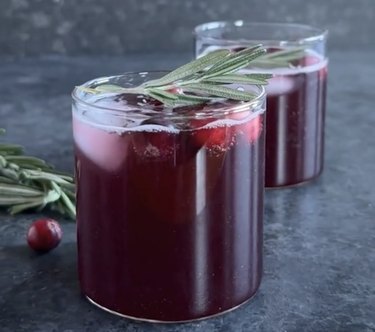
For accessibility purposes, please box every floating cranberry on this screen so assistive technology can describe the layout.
[27,218,63,252]
[191,118,234,152]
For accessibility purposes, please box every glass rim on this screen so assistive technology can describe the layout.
[72,71,266,120]
[194,21,328,45]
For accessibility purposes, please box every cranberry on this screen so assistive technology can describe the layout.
[191,118,234,152]
[27,218,63,252]
[132,130,178,160]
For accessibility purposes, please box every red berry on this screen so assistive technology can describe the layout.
[27,219,63,252]
[191,119,234,152]
[132,130,179,160]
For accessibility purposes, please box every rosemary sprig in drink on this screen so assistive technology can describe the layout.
[251,47,306,68]
[78,45,272,107]
[0,129,76,219]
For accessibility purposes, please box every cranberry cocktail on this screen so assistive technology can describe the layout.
[250,51,327,187]
[195,22,328,187]
[72,72,266,322]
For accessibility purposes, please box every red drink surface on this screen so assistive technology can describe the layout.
[73,101,265,321]
[264,56,328,187]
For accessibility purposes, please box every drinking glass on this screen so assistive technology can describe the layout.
[195,22,328,187]
[72,72,266,322]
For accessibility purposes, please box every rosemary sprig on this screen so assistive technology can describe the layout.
[0,129,75,219]
[78,45,272,107]
[249,47,305,68]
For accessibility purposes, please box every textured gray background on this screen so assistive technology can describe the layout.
[0,0,375,56]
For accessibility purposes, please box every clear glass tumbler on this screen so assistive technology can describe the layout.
[72,72,266,322]
[195,22,328,188]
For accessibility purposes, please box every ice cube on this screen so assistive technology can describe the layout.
[266,76,296,96]
[85,110,132,129]
[73,114,130,171]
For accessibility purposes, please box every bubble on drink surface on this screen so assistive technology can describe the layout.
[129,124,180,134]
[140,118,181,132]
[198,110,261,129]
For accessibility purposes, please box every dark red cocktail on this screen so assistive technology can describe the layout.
[263,55,327,187]
[72,73,266,322]
[195,22,328,187]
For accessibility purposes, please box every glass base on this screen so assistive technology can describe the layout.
[85,292,258,323]
[265,171,322,189]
